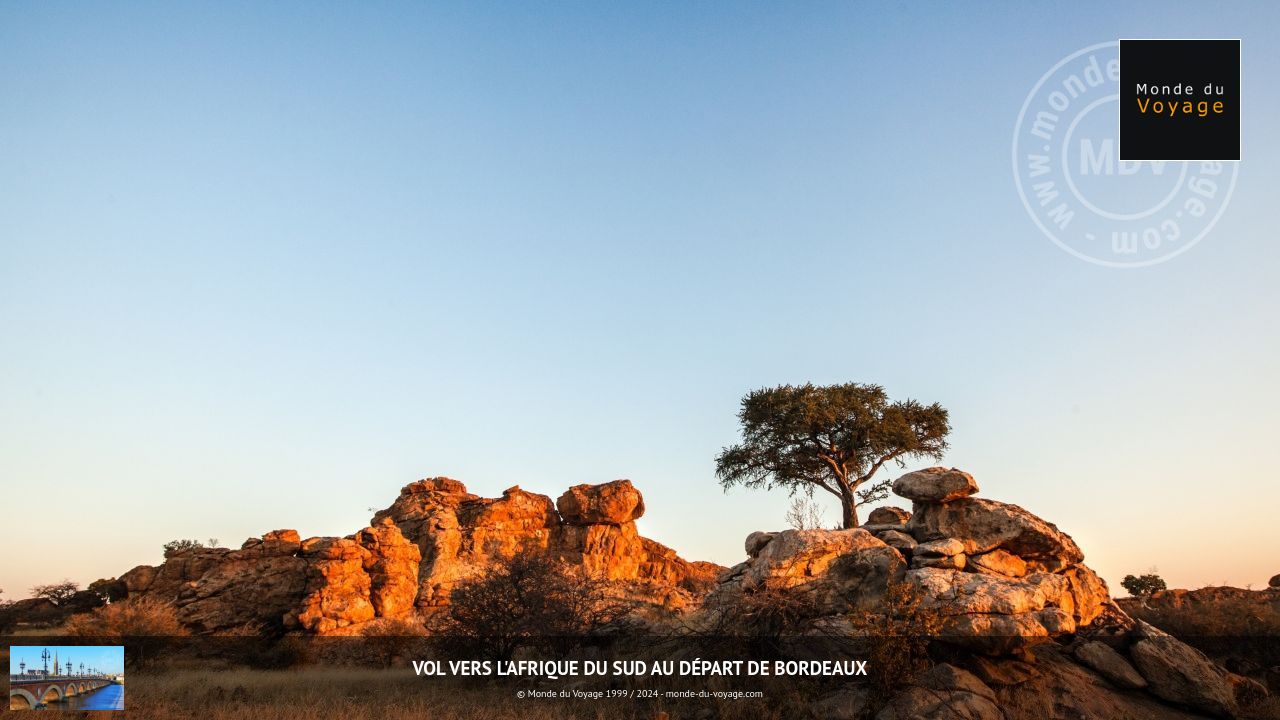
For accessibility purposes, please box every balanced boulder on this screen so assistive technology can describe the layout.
[891,467,979,503]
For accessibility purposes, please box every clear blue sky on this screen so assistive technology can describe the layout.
[2,2,1277,598]
[9,646,123,675]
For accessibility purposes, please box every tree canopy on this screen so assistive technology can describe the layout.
[715,382,950,528]
[1121,573,1167,598]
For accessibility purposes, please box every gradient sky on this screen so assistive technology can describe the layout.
[8,646,124,675]
[2,2,1278,600]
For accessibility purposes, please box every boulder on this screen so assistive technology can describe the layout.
[119,564,159,596]
[914,553,966,570]
[1270,574,1280,589]
[1073,640,1147,689]
[876,664,1001,720]
[556,479,645,525]
[912,538,966,570]
[908,497,1084,569]
[1129,621,1238,718]
[964,655,1040,686]
[732,529,906,613]
[915,538,966,557]
[907,568,1078,654]
[874,529,917,553]
[992,645,1217,720]
[866,506,911,526]
[745,531,777,558]
[1060,565,1109,626]
[967,549,1028,578]
[892,467,979,503]
[1226,673,1268,708]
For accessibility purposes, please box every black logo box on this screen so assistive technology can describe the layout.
[1119,39,1240,161]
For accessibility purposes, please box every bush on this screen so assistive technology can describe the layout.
[433,552,631,661]
[844,579,944,703]
[64,597,189,669]
[163,539,205,556]
[64,596,188,637]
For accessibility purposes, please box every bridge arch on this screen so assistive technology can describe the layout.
[64,683,78,697]
[10,689,40,710]
[41,684,64,703]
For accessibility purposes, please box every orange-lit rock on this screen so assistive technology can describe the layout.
[557,480,645,525]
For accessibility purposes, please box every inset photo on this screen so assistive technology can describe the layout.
[8,645,124,711]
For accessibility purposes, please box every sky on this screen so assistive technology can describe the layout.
[1,1,1278,600]
[8,645,124,675]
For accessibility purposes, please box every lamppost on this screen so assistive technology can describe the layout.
[41,648,50,677]
[80,662,85,676]
[66,659,72,676]
[19,660,25,675]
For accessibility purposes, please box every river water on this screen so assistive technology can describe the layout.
[58,684,125,711]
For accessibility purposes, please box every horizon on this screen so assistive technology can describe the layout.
[3,1,1279,601]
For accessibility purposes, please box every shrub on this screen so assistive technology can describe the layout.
[64,596,189,668]
[844,579,945,702]
[433,552,631,661]
[1121,573,1167,598]
[163,539,205,556]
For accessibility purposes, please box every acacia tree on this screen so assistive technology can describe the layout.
[715,383,950,528]
[30,580,79,606]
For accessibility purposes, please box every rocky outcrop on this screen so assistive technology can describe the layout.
[1270,574,1280,589]
[122,477,716,633]
[707,466,1267,719]
[368,478,717,610]
[173,531,308,633]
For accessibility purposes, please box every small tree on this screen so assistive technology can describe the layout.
[162,539,205,556]
[716,383,950,528]
[30,580,79,606]
[1122,573,1167,598]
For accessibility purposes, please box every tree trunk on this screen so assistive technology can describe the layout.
[839,485,858,529]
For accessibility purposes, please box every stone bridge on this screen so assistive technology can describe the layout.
[9,675,117,710]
